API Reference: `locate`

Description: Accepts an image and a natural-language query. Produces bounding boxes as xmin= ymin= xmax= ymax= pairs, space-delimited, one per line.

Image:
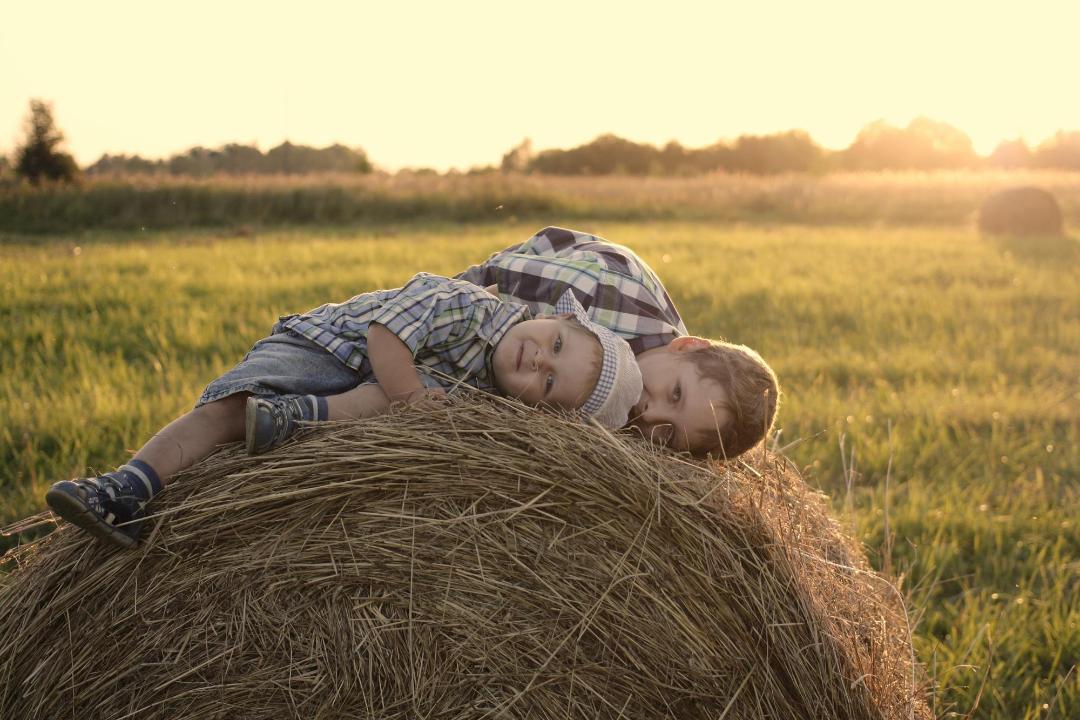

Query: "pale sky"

xmin=3 ymin=0 xmax=1079 ymax=171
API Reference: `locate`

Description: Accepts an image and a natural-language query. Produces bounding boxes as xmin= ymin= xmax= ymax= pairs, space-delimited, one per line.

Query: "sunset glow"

xmin=3 ymin=0 xmax=1079 ymax=170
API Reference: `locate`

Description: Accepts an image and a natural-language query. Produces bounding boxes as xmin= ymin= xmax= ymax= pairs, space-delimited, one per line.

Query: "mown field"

xmin=1 ymin=213 xmax=1077 ymax=718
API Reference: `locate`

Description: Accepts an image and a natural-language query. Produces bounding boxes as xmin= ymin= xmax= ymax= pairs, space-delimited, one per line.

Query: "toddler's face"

xmin=492 ymin=317 xmax=600 ymax=412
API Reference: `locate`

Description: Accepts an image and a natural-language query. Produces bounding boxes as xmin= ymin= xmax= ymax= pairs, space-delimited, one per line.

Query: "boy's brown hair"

xmin=682 ymin=341 xmax=780 ymax=459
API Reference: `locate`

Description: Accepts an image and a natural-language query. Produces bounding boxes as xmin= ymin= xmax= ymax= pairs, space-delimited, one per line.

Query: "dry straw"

xmin=1 ymin=395 xmax=929 ymax=719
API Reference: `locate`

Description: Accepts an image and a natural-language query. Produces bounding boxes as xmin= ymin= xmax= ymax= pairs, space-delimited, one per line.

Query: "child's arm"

xmin=367 ymin=322 xmax=445 ymax=405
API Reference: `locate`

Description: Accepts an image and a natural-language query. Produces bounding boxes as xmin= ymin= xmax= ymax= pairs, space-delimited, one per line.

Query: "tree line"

xmin=3 ymin=100 xmax=372 ymax=185
xmin=6 ymin=99 xmax=1080 ymax=186
xmin=502 ymin=120 xmax=1080 ymax=175
xmin=88 ymin=141 xmax=373 ymax=177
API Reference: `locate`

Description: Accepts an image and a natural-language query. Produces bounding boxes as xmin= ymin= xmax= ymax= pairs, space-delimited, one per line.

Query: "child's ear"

xmin=669 ymin=336 xmax=712 ymax=353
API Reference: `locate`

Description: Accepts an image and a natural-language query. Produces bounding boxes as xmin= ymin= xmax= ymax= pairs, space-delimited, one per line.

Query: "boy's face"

xmin=629 ymin=337 xmax=732 ymax=456
xmin=492 ymin=317 xmax=599 ymax=412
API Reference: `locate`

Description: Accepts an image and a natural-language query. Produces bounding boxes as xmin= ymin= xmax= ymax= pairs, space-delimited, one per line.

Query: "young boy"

xmin=273 ymin=225 xmax=778 ymax=459
xmin=456 ymin=226 xmax=780 ymax=459
xmin=45 ymin=272 xmax=641 ymax=549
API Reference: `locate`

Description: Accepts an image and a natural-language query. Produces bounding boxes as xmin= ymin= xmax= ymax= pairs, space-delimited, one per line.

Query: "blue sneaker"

xmin=246 ymin=395 xmax=316 ymax=455
xmin=45 ymin=475 xmax=148 ymax=548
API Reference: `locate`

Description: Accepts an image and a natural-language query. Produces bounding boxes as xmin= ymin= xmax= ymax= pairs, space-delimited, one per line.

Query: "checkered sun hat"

xmin=552 ymin=289 xmax=643 ymax=429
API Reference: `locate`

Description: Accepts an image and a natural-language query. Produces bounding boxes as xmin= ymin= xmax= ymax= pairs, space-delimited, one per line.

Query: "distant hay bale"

xmin=0 ymin=397 xmax=928 ymax=719
xmin=978 ymin=186 xmax=1064 ymax=237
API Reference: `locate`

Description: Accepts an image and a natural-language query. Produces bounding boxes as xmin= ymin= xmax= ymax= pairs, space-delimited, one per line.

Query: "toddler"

xmin=46 ymin=273 xmax=641 ymax=549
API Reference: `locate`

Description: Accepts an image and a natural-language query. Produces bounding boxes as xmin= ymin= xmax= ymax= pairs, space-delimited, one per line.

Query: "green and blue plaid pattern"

xmin=455 ymin=226 xmax=687 ymax=355
xmin=277 ymin=273 xmax=529 ymax=392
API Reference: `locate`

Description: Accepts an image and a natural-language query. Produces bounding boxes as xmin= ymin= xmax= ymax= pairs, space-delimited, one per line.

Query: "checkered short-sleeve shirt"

xmin=455 ymin=226 xmax=686 ymax=355
xmin=276 ymin=273 xmax=529 ymax=391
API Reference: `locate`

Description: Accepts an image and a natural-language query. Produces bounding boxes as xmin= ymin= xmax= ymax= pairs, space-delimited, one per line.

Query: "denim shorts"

xmin=195 ymin=331 xmax=363 ymax=408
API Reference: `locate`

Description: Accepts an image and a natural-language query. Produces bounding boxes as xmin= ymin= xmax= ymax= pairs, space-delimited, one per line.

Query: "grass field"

xmin=1 ymin=219 xmax=1077 ymax=718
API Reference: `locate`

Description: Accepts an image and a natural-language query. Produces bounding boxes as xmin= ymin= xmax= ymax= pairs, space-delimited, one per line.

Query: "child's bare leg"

xmin=135 ymin=392 xmax=247 ymax=487
xmin=324 ymin=383 xmax=390 ymax=420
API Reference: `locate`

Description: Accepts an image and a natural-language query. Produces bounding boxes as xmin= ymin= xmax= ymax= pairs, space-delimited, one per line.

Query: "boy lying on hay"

xmin=2 ymin=399 xmax=927 ymax=719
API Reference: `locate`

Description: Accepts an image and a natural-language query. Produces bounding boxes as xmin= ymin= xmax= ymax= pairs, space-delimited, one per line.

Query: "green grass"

xmin=1 ymin=220 xmax=1077 ymax=718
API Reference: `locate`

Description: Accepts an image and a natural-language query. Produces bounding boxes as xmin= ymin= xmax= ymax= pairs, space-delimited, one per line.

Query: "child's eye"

xmin=554 ymin=335 xmax=563 ymax=354
xmin=672 ymin=383 xmax=682 ymax=402
xmin=545 ymin=373 xmax=555 ymax=394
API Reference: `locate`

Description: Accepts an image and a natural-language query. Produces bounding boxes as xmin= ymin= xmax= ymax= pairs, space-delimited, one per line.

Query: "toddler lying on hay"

xmin=1 ymin=398 xmax=927 ymax=719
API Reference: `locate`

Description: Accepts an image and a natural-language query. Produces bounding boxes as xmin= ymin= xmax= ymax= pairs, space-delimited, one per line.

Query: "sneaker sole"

xmin=244 ymin=395 xmax=258 ymax=455
xmin=45 ymin=487 xmax=139 ymax=549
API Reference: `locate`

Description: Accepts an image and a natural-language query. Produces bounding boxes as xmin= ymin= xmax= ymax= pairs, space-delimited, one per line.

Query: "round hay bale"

xmin=0 ymin=397 xmax=928 ymax=719
xmin=978 ymin=186 xmax=1064 ymax=237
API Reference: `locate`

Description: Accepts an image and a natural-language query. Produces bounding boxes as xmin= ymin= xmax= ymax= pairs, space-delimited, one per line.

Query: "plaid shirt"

xmin=276 ymin=273 xmax=529 ymax=391
xmin=455 ymin=226 xmax=686 ymax=355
